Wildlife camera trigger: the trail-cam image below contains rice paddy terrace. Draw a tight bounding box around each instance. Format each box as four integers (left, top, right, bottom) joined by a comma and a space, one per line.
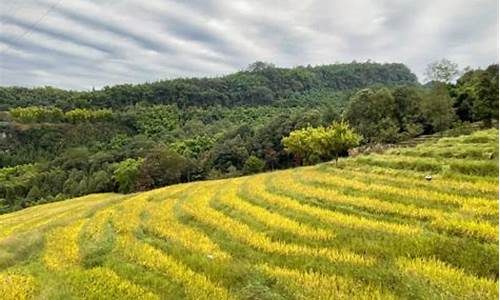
1, 129, 498, 299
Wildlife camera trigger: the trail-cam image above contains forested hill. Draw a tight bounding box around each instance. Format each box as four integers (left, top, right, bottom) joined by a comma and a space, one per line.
1, 61, 497, 214
0, 62, 417, 109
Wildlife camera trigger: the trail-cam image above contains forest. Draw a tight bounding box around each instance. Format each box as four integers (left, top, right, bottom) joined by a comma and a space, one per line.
0, 61, 498, 213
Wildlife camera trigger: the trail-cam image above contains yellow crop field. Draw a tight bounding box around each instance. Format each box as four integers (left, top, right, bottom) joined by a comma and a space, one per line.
0, 129, 498, 299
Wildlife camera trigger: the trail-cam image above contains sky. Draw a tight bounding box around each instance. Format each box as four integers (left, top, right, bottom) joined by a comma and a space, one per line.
0, 0, 498, 90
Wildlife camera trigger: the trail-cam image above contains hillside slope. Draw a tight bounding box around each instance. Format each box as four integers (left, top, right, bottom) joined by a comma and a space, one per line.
0, 129, 498, 299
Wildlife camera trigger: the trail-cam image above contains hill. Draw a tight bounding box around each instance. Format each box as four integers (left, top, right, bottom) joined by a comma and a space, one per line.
1, 63, 497, 214
0, 62, 417, 109
0, 128, 498, 299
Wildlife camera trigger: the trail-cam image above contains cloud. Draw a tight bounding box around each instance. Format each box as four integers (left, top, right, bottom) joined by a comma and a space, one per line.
0, 0, 497, 89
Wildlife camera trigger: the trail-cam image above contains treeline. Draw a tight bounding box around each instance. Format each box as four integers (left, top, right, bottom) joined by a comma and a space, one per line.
0, 105, 338, 212
345, 64, 499, 143
0, 62, 497, 213
345, 84, 455, 143
0, 62, 417, 110
9, 107, 113, 123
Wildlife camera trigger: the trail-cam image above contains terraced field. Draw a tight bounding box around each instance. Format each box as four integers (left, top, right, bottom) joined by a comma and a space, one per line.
1, 129, 498, 299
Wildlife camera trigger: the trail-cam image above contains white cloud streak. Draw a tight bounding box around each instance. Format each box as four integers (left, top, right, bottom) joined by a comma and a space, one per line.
0, 0, 497, 89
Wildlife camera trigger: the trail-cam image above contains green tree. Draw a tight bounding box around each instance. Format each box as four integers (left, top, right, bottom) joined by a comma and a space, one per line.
344, 88, 399, 143
63, 169, 85, 196
282, 121, 361, 165
131, 105, 179, 137
243, 155, 265, 174
9, 106, 64, 123
452, 64, 498, 126
26, 185, 42, 202
136, 147, 188, 190
88, 170, 113, 193
472, 66, 499, 127
209, 135, 249, 171
113, 158, 143, 193
421, 84, 456, 133
281, 126, 313, 165
392, 86, 424, 137
246, 61, 276, 72
63, 108, 113, 123
312, 120, 362, 163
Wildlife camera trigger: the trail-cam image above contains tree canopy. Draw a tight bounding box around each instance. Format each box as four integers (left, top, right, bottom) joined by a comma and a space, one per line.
0, 62, 417, 110
282, 120, 361, 165
424, 58, 461, 83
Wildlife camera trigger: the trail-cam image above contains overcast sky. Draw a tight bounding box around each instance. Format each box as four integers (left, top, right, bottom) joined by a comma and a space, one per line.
0, 0, 498, 90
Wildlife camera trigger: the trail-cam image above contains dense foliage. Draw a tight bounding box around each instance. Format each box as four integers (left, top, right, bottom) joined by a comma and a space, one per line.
0, 62, 417, 110
344, 84, 456, 143
450, 64, 499, 126
282, 120, 361, 165
0, 61, 497, 212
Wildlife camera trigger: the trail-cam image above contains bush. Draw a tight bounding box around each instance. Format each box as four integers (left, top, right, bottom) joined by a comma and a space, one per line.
9, 106, 64, 123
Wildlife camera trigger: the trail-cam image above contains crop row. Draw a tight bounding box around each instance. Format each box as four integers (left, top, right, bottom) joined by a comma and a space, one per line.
259, 264, 396, 299
354, 154, 498, 177
244, 174, 421, 236
143, 199, 231, 260
269, 172, 498, 242
116, 234, 234, 300
302, 168, 497, 215
216, 182, 335, 241
0, 273, 37, 300
331, 163, 498, 195
180, 181, 373, 266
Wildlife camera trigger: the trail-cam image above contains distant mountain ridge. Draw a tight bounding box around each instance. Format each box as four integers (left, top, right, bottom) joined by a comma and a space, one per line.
0, 61, 417, 110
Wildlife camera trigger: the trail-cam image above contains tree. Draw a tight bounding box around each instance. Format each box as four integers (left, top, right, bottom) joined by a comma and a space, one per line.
471, 65, 499, 127
136, 147, 188, 190
344, 88, 400, 143
421, 84, 456, 133
281, 126, 313, 165
88, 170, 112, 193
452, 64, 498, 126
250, 113, 294, 169
26, 185, 42, 202
209, 135, 249, 171
131, 105, 180, 137
315, 120, 362, 164
321, 104, 341, 124
63, 169, 85, 196
243, 155, 265, 174
424, 59, 461, 83
113, 158, 143, 193
392, 86, 424, 133
246, 61, 276, 72
282, 121, 361, 166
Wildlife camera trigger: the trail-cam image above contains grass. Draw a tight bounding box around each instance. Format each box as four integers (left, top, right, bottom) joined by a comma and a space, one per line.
0, 129, 498, 299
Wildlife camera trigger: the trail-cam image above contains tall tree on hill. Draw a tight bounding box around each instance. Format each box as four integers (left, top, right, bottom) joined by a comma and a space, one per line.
425, 59, 461, 83
471, 65, 499, 127
421, 84, 456, 133
136, 146, 188, 190
392, 86, 425, 138
344, 88, 399, 143
451, 64, 499, 126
